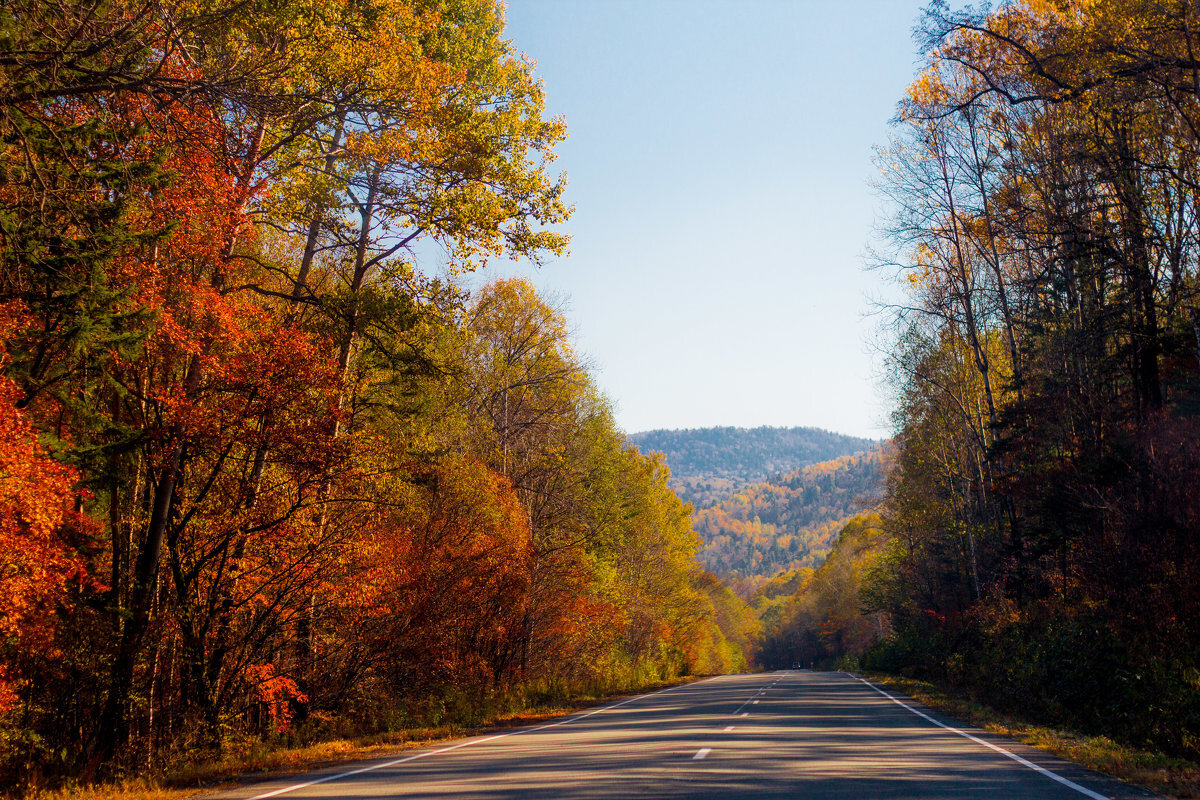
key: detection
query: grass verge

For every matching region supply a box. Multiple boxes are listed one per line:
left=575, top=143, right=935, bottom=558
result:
left=865, top=672, right=1200, bottom=800
left=12, top=677, right=701, bottom=800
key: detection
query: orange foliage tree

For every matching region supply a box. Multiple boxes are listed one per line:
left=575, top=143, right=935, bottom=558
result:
left=0, top=0, right=751, bottom=787
left=0, top=304, right=93, bottom=715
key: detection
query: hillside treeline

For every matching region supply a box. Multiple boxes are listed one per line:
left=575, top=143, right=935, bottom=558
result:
left=0, top=0, right=750, bottom=785
left=870, top=0, right=1200, bottom=757
left=630, top=426, right=875, bottom=507
left=693, top=452, right=883, bottom=580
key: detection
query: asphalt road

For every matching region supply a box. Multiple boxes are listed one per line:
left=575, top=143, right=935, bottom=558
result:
left=206, top=671, right=1163, bottom=800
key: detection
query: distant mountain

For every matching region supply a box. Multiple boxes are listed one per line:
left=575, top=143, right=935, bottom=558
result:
left=692, top=450, right=885, bottom=581
left=630, top=426, right=876, bottom=509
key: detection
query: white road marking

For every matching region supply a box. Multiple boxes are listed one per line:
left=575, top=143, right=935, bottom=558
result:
left=247, top=680, right=711, bottom=799
left=851, top=676, right=1109, bottom=800
left=732, top=681, right=774, bottom=716
left=738, top=711, right=749, bottom=717
left=752, top=700, right=759, bottom=704
left=693, top=748, right=711, bottom=760
left=723, top=726, right=735, bottom=732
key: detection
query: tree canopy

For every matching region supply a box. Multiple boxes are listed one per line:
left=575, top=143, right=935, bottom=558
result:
left=0, top=1, right=751, bottom=786
left=866, top=0, right=1200, bottom=758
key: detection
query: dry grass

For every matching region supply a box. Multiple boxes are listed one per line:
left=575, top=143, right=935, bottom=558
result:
left=867, top=673, right=1200, bottom=800
left=15, top=781, right=197, bottom=800
left=11, top=679, right=698, bottom=800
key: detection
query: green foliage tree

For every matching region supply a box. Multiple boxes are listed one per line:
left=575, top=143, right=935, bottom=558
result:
left=757, top=515, right=887, bottom=670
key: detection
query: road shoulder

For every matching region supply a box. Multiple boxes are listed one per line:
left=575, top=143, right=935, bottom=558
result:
left=857, top=672, right=1183, bottom=800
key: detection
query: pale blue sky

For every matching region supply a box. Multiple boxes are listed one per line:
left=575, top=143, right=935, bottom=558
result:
left=465, top=0, right=930, bottom=439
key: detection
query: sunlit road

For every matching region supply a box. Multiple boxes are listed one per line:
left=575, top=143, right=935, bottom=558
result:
left=205, top=671, right=1161, bottom=800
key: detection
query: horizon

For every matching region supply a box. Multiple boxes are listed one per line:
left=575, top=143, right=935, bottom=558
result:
left=459, top=0, right=927, bottom=442
left=627, top=422, right=885, bottom=441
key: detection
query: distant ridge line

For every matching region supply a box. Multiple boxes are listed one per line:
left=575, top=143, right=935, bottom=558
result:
left=630, top=424, right=878, bottom=438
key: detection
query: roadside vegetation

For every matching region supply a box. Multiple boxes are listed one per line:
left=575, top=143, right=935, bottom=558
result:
left=864, top=0, right=1200, bottom=764
left=0, top=0, right=756, bottom=792
left=757, top=0, right=1200, bottom=790
left=866, top=675, right=1200, bottom=800
left=754, top=510, right=1200, bottom=798
left=9, top=677, right=699, bottom=800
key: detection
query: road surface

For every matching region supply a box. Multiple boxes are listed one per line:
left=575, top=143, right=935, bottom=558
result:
left=206, top=671, right=1162, bottom=800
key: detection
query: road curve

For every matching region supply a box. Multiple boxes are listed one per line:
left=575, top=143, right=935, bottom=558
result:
left=203, top=671, right=1162, bottom=800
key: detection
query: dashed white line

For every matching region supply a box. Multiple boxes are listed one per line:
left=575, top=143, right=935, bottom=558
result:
left=693, top=748, right=712, bottom=760
left=732, top=682, right=774, bottom=716
left=738, top=711, right=749, bottom=717
left=850, top=676, right=1109, bottom=800
left=723, top=726, right=735, bottom=732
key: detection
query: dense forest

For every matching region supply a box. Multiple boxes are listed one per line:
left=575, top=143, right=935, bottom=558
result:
left=692, top=451, right=884, bottom=582
left=630, top=426, right=875, bottom=508
left=846, top=0, right=1200, bottom=761
left=0, top=0, right=757, bottom=787
left=754, top=515, right=886, bottom=670
left=14, top=0, right=1200, bottom=788
left=745, top=0, right=1200, bottom=765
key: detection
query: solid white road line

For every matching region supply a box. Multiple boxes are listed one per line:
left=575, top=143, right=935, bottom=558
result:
left=851, top=676, right=1109, bottom=800
left=247, top=680, right=710, bottom=799
left=693, top=748, right=711, bottom=760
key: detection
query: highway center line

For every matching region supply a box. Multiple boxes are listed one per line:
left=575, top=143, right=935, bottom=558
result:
left=732, top=680, right=773, bottom=716
left=247, top=679, right=710, bottom=799
left=851, top=676, right=1109, bottom=800
left=693, top=748, right=712, bottom=760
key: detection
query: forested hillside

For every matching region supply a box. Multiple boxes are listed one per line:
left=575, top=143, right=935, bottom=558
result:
left=0, top=1, right=755, bottom=787
left=693, top=451, right=884, bottom=582
left=858, top=0, right=1200, bottom=761
left=630, top=426, right=876, bottom=508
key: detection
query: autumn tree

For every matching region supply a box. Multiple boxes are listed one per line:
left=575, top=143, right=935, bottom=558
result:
left=0, top=1, right=758, bottom=788
left=0, top=305, right=93, bottom=721
left=871, top=0, right=1200, bottom=756
left=758, top=516, right=887, bottom=669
